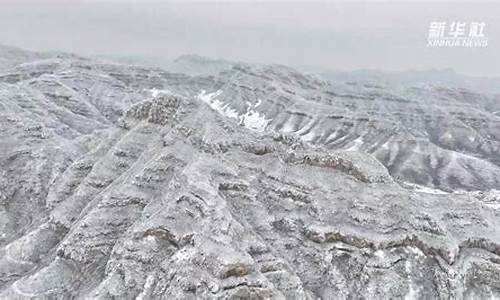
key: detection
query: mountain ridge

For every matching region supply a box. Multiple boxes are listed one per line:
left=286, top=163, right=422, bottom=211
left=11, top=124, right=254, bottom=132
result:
left=0, top=45, right=500, bottom=298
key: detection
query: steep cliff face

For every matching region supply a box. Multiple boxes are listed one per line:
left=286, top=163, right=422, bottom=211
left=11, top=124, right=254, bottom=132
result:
left=1, top=48, right=500, bottom=299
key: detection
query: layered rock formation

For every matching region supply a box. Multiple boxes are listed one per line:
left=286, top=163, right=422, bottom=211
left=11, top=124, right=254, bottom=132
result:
left=0, top=46, right=500, bottom=298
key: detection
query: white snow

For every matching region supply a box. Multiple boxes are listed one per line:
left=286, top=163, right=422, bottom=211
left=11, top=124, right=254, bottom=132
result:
left=197, top=89, right=221, bottom=104
left=239, top=99, right=271, bottom=132
left=484, top=202, right=500, bottom=210
left=196, top=90, right=239, bottom=120
left=196, top=90, right=271, bottom=132
left=345, top=136, right=364, bottom=151
left=382, top=136, right=399, bottom=166
left=301, top=131, right=316, bottom=142
left=442, top=132, right=453, bottom=140
left=429, top=153, right=439, bottom=169
left=404, top=182, right=449, bottom=195
left=241, top=109, right=271, bottom=132
left=255, top=99, right=262, bottom=108
left=282, top=119, right=296, bottom=133
left=404, top=261, right=420, bottom=300
left=374, top=249, right=385, bottom=259
left=150, top=88, right=172, bottom=98
left=211, top=98, right=240, bottom=119
left=296, top=118, right=316, bottom=135
left=407, top=246, right=424, bottom=257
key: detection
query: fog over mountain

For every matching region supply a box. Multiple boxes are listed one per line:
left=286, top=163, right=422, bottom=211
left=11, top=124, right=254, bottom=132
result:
left=1, top=0, right=500, bottom=77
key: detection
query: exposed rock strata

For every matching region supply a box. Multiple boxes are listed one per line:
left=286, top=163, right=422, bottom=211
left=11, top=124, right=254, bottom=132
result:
left=0, top=48, right=500, bottom=298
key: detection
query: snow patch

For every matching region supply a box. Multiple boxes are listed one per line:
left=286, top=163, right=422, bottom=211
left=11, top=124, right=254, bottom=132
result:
left=197, top=90, right=239, bottom=120
left=302, top=130, right=316, bottom=142
left=240, top=109, right=270, bottom=132
left=407, top=246, right=424, bottom=257
left=345, top=136, right=364, bottom=151
left=374, top=249, right=385, bottom=259
left=404, top=261, right=420, bottom=300
left=484, top=202, right=500, bottom=210
left=282, top=119, right=296, bottom=133
left=387, top=142, right=399, bottom=166
left=429, top=153, right=439, bottom=169
left=196, top=90, right=270, bottom=132
left=239, top=99, right=270, bottom=132
left=442, top=132, right=453, bottom=141
left=403, top=182, right=449, bottom=195
left=296, top=118, right=315, bottom=136
left=150, top=88, right=172, bottom=98
left=255, top=99, right=262, bottom=108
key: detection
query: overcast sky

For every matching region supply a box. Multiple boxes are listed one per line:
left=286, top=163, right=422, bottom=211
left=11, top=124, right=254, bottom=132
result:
left=1, top=0, right=499, bottom=77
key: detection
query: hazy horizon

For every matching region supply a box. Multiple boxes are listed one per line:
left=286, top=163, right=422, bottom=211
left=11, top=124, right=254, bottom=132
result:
left=1, top=0, right=499, bottom=77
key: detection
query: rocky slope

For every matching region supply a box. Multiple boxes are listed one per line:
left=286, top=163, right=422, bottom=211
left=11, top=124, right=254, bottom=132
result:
left=93, top=54, right=500, bottom=192
left=1, top=47, right=500, bottom=299
left=165, top=63, right=500, bottom=192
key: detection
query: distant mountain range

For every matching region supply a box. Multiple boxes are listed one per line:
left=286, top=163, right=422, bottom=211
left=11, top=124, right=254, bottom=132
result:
left=94, top=52, right=500, bottom=95
left=318, top=68, right=500, bottom=95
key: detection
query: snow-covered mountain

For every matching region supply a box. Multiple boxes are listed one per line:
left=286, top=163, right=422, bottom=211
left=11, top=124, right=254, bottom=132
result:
left=140, top=60, right=500, bottom=192
left=1, top=46, right=500, bottom=299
